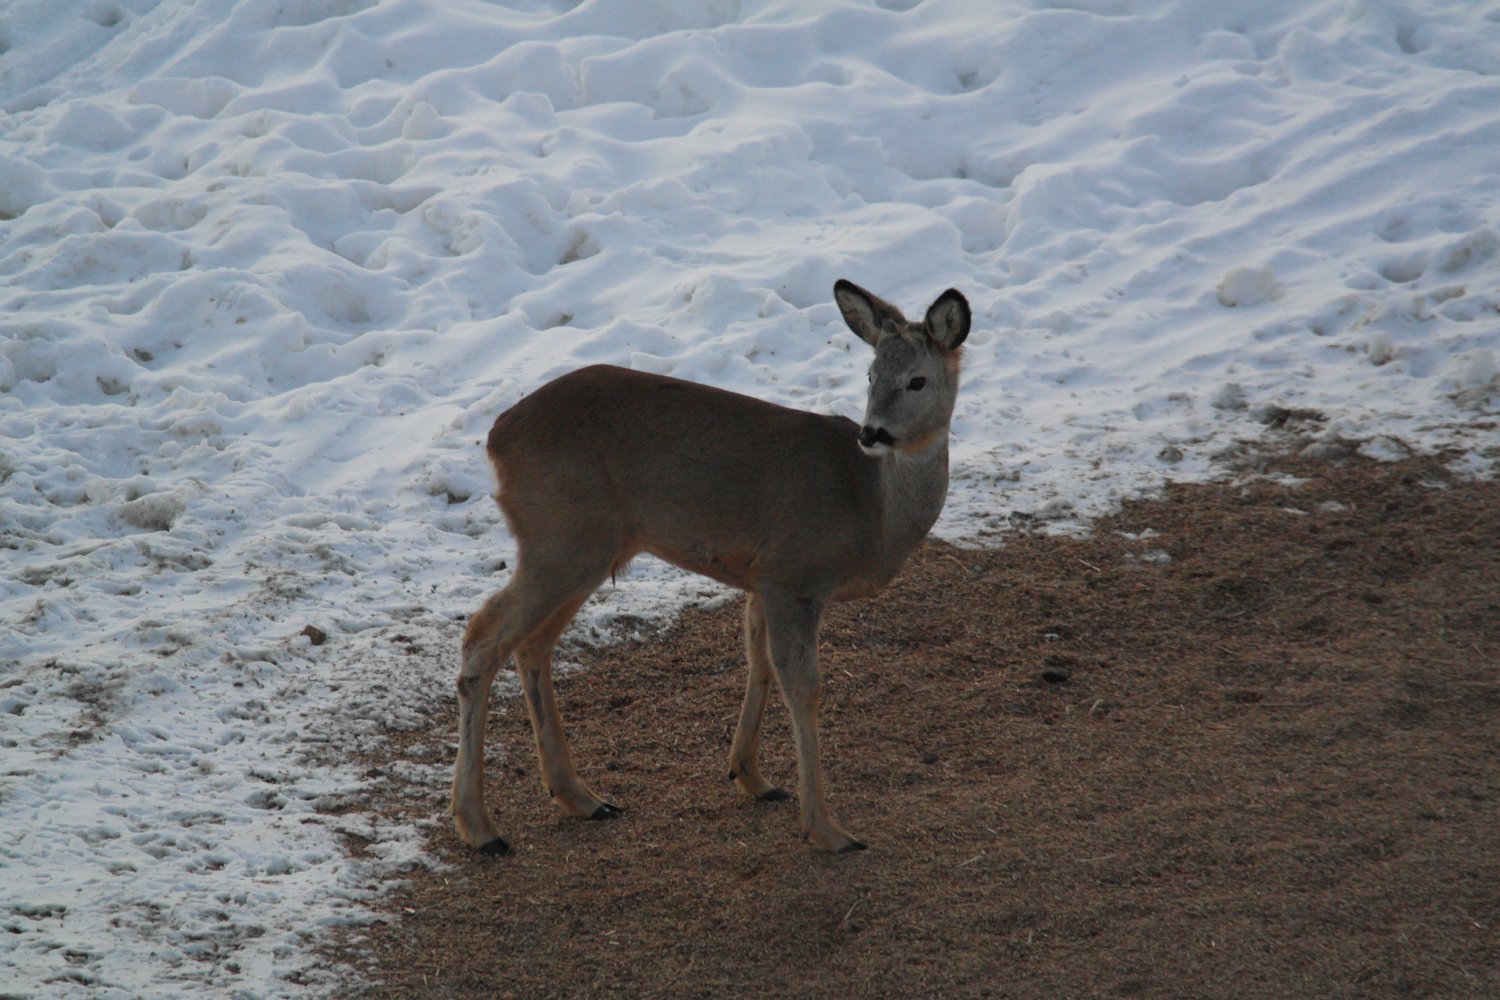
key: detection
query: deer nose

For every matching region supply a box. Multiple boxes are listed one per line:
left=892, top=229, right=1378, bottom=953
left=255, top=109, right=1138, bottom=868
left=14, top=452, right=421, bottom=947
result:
left=859, top=426, right=895, bottom=449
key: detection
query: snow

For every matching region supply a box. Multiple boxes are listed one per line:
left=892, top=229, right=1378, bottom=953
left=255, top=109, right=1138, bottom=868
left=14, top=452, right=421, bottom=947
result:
left=2, top=0, right=1497, bottom=993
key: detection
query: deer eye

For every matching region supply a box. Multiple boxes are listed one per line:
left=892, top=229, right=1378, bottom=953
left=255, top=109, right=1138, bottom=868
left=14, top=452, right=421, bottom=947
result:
left=907, top=376, right=927, bottom=391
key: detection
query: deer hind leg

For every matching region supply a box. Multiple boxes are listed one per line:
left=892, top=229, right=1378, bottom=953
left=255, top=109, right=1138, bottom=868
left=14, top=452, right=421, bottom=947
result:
left=761, top=587, right=867, bottom=854
left=728, top=593, right=790, bottom=802
left=514, top=596, right=622, bottom=820
left=452, top=548, right=613, bottom=853
left=453, top=585, right=528, bottom=854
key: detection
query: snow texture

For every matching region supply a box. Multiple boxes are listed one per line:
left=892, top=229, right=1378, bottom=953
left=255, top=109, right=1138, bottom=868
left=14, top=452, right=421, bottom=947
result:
left=2, top=0, right=1498, bottom=994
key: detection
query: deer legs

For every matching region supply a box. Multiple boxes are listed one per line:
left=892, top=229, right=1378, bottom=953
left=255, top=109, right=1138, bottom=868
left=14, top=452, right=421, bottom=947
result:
left=757, top=587, right=867, bottom=854
left=457, top=574, right=861, bottom=855
left=452, top=552, right=614, bottom=854
left=515, top=599, right=621, bottom=822
left=452, top=588, right=523, bottom=855
left=728, top=593, right=790, bottom=802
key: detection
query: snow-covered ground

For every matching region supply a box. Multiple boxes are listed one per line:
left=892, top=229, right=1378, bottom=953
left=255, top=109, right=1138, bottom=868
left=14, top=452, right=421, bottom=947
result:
left=2, top=0, right=1497, bottom=994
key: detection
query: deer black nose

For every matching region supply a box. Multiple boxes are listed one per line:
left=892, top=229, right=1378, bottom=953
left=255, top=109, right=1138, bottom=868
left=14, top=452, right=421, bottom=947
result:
left=859, top=426, right=895, bottom=449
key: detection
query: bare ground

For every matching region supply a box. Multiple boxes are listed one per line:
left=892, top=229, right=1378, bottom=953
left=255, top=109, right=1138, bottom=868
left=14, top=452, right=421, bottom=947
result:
left=326, top=453, right=1499, bottom=999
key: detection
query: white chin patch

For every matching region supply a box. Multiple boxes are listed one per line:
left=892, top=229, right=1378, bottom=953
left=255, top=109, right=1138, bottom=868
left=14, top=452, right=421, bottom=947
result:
left=859, top=441, right=893, bottom=457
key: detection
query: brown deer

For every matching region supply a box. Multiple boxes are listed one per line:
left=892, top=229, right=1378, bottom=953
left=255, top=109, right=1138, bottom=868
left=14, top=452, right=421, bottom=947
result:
left=453, top=280, right=971, bottom=855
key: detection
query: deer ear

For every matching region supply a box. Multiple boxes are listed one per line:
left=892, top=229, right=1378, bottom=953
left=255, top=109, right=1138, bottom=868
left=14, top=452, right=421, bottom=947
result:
left=835, top=279, right=906, bottom=347
left=925, top=289, right=970, bottom=351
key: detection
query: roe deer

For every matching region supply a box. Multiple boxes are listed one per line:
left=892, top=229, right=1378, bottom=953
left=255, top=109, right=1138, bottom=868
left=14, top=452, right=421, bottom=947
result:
left=453, top=280, right=971, bottom=855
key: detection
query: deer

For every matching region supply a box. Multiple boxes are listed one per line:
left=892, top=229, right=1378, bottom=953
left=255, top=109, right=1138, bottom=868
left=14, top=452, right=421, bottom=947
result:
left=452, top=279, right=971, bottom=855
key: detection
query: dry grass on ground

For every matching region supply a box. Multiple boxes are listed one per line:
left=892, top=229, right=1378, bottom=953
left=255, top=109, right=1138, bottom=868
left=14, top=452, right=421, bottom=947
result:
left=327, top=453, right=1498, bottom=999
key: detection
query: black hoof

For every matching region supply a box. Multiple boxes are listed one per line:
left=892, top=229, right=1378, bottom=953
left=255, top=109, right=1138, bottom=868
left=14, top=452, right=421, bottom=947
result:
left=590, top=803, right=624, bottom=821
left=838, top=840, right=869, bottom=854
left=757, top=787, right=792, bottom=803
left=479, top=837, right=512, bottom=856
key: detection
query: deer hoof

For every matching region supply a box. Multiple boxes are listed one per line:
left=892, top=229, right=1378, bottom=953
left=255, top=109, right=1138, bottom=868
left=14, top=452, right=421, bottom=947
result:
left=479, top=837, right=512, bottom=856
left=838, top=840, right=869, bottom=854
left=590, top=803, right=624, bottom=821
left=757, top=787, right=792, bottom=803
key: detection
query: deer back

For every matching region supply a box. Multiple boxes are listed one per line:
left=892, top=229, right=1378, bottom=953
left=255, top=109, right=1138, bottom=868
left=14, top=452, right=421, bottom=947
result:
left=488, top=365, right=882, bottom=594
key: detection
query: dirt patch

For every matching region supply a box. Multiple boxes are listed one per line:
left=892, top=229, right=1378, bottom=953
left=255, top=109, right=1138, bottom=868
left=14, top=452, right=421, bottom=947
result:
left=328, top=454, right=1498, bottom=999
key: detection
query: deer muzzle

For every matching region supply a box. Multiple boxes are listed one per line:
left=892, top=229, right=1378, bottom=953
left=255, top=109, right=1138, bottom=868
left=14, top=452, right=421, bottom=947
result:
left=859, top=425, right=896, bottom=453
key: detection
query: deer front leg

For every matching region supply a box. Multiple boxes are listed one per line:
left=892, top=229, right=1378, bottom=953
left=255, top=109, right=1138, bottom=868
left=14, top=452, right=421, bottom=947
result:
left=761, top=588, right=866, bottom=854
left=729, top=593, right=791, bottom=802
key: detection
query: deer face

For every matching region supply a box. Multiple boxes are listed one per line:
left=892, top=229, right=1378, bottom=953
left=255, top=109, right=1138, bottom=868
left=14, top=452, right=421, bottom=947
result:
left=834, top=280, right=970, bottom=457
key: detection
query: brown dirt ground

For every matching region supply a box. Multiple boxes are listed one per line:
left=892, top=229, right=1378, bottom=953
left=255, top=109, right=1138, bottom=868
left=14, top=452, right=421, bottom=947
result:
left=327, top=453, right=1499, bottom=999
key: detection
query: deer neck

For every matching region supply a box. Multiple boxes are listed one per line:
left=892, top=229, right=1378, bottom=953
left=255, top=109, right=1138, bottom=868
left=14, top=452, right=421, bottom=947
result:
left=875, top=431, right=950, bottom=565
